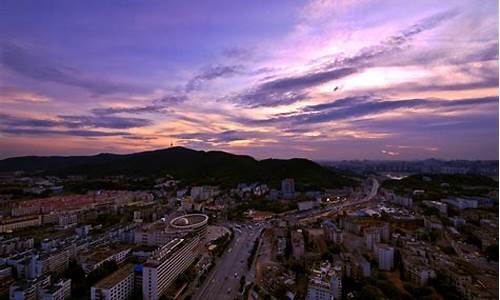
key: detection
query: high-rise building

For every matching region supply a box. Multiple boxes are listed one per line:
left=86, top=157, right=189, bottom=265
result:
left=291, top=229, right=304, bottom=260
left=374, top=243, right=394, bottom=271
left=364, top=227, right=381, bottom=251
left=323, top=220, right=343, bottom=244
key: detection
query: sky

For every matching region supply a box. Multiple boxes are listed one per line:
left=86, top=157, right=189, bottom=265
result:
left=0, top=0, right=498, bottom=160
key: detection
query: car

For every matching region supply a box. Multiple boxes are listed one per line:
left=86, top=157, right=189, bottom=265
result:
left=227, top=288, right=232, bottom=293
left=234, top=272, right=238, bottom=277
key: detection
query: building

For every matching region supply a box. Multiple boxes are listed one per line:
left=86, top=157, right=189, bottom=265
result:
left=364, top=227, right=381, bottom=251
left=9, top=275, right=51, bottom=300
left=190, top=186, right=218, bottom=201
left=91, top=264, right=135, bottom=300
left=40, top=279, right=71, bottom=300
left=0, top=216, right=42, bottom=233
left=142, top=236, right=201, bottom=300
left=80, top=245, right=131, bottom=274
left=401, top=255, right=435, bottom=286
left=422, top=200, right=448, bottom=214
left=307, top=261, right=342, bottom=300
left=323, top=221, right=343, bottom=244
left=35, top=248, right=72, bottom=277
left=135, top=214, right=208, bottom=247
left=443, top=197, right=478, bottom=210
left=374, top=243, right=394, bottom=271
left=281, top=178, right=295, bottom=199
left=291, top=230, right=304, bottom=260
left=298, top=201, right=314, bottom=211
left=0, top=237, right=34, bottom=256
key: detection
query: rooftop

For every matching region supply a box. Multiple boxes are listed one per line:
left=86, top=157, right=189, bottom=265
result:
left=94, top=264, right=134, bottom=289
left=169, top=214, right=208, bottom=229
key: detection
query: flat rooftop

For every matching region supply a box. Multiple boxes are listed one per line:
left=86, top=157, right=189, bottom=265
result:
left=94, top=264, right=134, bottom=289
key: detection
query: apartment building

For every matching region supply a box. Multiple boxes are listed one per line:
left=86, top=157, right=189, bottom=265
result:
left=91, top=264, right=135, bottom=300
left=142, top=236, right=200, bottom=300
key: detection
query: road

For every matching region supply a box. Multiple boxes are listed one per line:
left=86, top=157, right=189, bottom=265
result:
left=340, top=177, right=380, bottom=208
left=192, top=223, right=262, bottom=300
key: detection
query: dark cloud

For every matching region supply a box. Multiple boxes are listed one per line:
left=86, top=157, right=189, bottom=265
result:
left=371, top=76, right=499, bottom=95
left=291, top=96, right=498, bottom=125
left=262, top=68, right=358, bottom=91
left=91, top=105, right=163, bottom=115
left=185, top=64, right=245, bottom=92
left=324, top=10, right=459, bottom=70
left=91, top=95, right=187, bottom=115
left=1, top=43, right=147, bottom=95
left=236, top=96, right=498, bottom=126
left=0, top=128, right=130, bottom=137
left=222, top=47, right=253, bottom=60
left=229, top=10, right=458, bottom=108
left=0, top=113, right=152, bottom=132
left=349, top=110, right=499, bottom=137
left=301, top=95, right=371, bottom=112
left=0, top=113, right=60, bottom=128
left=58, top=115, right=152, bottom=129
left=231, top=67, right=357, bottom=108
left=154, top=95, right=188, bottom=105
left=459, top=42, right=499, bottom=64
left=172, top=130, right=251, bottom=143
left=122, top=136, right=157, bottom=141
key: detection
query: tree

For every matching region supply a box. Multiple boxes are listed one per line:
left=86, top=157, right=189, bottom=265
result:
left=485, top=244, right=499, bottom=261
left=356, top=285, right=385, bottom=300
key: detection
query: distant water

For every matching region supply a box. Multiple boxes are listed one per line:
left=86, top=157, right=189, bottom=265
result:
left=380, top=172, right=411, bottom=180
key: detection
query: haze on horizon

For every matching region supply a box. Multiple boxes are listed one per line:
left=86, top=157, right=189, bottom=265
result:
left=0, top=0, right=498, bottom=161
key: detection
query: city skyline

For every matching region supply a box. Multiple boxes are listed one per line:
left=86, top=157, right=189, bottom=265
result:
left=0, top=0, right=498, bottom=160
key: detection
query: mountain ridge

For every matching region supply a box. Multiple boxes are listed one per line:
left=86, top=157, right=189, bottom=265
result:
left=0, top=147, right=355, bottom=189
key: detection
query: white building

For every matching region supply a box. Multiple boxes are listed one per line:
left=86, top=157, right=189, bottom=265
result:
left=364, top=227, right=381, bottom=251
left=374, top=243, right=394, bottom=271
left=91, top=264, right=134, bottom=300
left=142, top=237, right=200, bottom=300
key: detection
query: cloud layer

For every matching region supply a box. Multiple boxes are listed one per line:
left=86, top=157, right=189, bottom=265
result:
left=0, top=0, right=498, bottom=160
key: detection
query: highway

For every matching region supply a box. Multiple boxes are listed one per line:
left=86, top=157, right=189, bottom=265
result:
left=339, top=177, right=380, bottom=208
left=192, top=223, right=262, bottom=300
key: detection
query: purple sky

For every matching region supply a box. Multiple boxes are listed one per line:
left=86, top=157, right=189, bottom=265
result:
left=0, top=0, right=498, bottom=160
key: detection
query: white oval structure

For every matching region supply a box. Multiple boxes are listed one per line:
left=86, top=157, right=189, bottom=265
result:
left=169, top=213, right=208, bottom=230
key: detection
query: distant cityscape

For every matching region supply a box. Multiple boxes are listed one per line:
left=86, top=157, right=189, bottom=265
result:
left=322, top=159, right=499, bottom=177
left=0, top=148, right=497, bottom=300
